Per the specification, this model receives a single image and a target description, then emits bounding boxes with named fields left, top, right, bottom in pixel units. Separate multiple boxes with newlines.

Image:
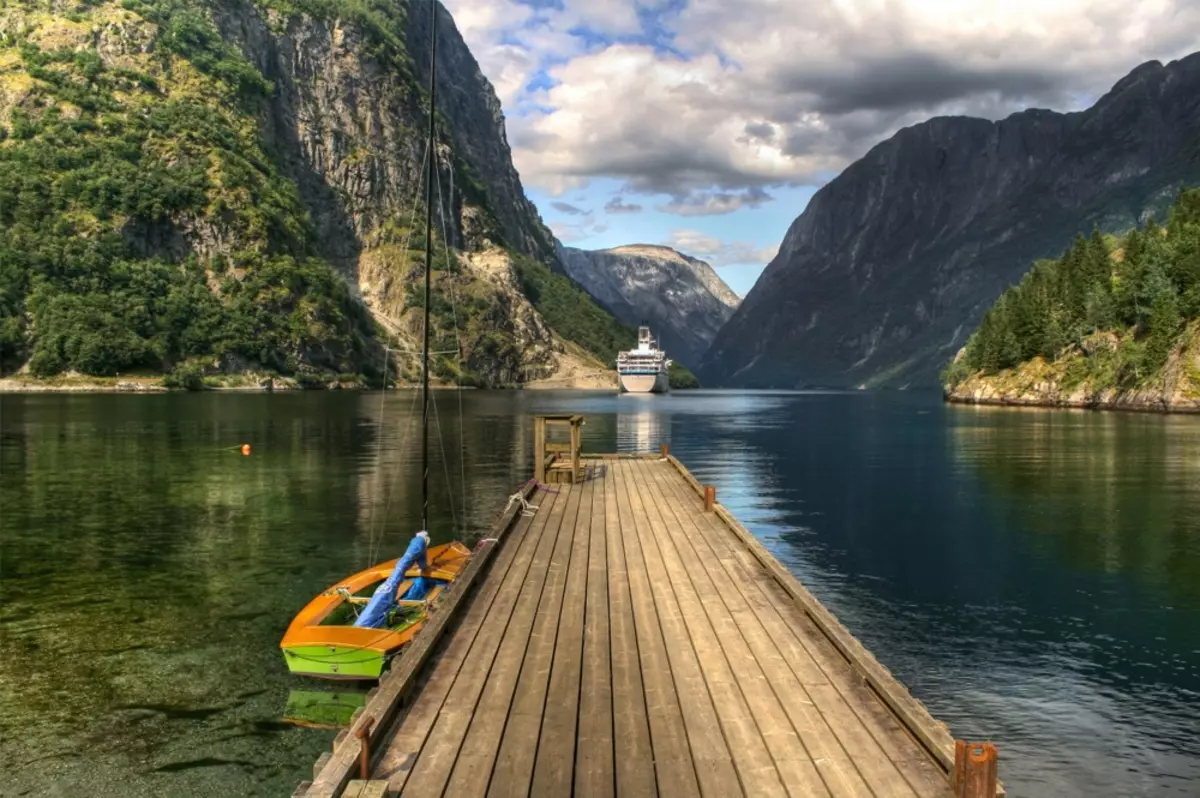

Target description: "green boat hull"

left=283, top=689, right=369, bottom=729
left=281, top=645, right=388, bottom=680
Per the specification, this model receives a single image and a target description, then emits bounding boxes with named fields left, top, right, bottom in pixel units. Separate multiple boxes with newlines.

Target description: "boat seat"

left=335, top=587, right=371, bottom=606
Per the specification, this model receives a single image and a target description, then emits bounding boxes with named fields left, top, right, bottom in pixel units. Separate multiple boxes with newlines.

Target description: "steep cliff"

left=0, top=0, right=609, bottom=387
left=557, top=244, right=739, bottom=366
left=701, top=53, right=1200, bottom=389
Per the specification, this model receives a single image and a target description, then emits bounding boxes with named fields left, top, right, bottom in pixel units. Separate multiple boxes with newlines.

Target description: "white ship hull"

left=619, top=371, right=670, bottom=394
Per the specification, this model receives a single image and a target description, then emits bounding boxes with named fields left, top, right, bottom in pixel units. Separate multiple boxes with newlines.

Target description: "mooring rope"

left=505, top=491, right=540, bottom=517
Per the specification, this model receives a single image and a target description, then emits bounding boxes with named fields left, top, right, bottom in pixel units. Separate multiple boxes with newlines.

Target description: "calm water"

left=2, top=390, right=1199, bottom=797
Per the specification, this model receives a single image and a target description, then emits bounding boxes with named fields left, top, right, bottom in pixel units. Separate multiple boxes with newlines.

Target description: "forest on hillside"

left=0, top=0, right=639, bottom=388
left=943, top=188, right=1200, bottom=389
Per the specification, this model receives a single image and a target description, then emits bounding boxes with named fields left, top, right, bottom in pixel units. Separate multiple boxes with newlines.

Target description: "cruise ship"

left=617, top=326, right=671, bottom=394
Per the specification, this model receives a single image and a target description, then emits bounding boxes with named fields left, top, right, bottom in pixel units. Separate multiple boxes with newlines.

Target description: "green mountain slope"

left=0, top=0, right=627, bottom=387
left=943, top=188, right=1200, bottom=410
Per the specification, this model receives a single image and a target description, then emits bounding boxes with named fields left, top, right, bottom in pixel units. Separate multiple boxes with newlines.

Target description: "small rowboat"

left=280, top=541, right=471, bottom=680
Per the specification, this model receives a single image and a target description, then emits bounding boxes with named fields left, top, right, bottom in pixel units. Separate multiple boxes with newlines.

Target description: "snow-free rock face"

left=212, top=0, right=576, bottom=384
left=558, top=244, right=740, bottom=366
left=0, top=0, right=608, bottom=385
left=701, top=53, right=1200, bottom=389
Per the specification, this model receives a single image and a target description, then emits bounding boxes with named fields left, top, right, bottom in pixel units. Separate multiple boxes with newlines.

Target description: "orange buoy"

left=241, top=443, right=252, bottom=456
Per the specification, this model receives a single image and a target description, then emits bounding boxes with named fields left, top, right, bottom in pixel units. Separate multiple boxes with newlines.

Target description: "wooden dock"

left=297, top=440, right=1001, bottom=797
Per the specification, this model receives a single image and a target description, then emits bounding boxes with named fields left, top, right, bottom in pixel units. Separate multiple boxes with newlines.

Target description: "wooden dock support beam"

left=703, top=484, right=716, bottom=512
left=356, top=716, right=375, bottom=780
left=660, top=442, right=670, bottom=457
left=955, top=740, right=998, bottom=798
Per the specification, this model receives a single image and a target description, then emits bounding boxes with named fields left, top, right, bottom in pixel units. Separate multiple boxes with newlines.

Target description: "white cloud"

left=664, top=230, right=779, bottom=267
left=446, top=0, right=1200, bottom=206
left=444, top=0, right=539, bottom=106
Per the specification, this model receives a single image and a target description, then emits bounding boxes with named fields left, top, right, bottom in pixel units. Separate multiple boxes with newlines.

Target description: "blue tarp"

left=353, top=533, right=429, bottom=629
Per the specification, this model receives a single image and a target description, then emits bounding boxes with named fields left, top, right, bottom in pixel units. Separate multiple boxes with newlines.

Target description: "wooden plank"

left=575, top=465, right=615, bottom=798
left=609, top=461, right=709, bottom=797
left=398, top=483, right=574, bottom=796
left=626, top=460, right=785, bottom=797
left=342, top=781, right=386, bottom=798
left=633, top=459, right=831, bottom=798
left=369, top=488, right=561, bottom=792
left=663, top=455, right=960, bottom=778
left=642, top=461, right=875, bottom=798
left=439, top=480, right=577, bottom=796
left=306, top=480, right=539, bottom=798
left=654, top=463, right=927, bottom=794
left=486, top=479, right=587, bottom=796
left=604, top=461, right=658, bottom=798
left=531, top=475, right=596, bottom=794
left=656, top=459, right=956, bottom=797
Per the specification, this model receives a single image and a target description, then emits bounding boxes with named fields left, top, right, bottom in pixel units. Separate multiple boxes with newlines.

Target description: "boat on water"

left=617, top=325, right=671, bottom=393
left=280, top=9, right=469, bottom=682
left=279, top=541, right=471, bottom=679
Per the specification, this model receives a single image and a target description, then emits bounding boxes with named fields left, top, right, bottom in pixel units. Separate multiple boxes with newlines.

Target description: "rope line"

left=433, top=145, right=469, bottom=539
left=364, top=137, right=430, bottom=569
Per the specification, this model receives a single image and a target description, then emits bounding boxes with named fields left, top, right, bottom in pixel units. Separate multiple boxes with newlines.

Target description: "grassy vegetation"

left=0, top=0, right=379, bottom=378
left=511, top=253, right=636, bottom=364
left=668, top=361, right=700, bottom=389
left=943, top=187, right=1200, bottom=389
left=0, top=0, right=637, bottom=388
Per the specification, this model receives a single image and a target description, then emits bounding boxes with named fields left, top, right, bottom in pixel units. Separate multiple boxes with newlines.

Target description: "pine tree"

left=1142, top=262, right=1181, bottom=372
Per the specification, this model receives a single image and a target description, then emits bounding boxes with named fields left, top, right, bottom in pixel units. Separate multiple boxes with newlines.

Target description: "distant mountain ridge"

left=557, top=243, right=740, bottom=366
left=701, top=52, right=1200, bottom=388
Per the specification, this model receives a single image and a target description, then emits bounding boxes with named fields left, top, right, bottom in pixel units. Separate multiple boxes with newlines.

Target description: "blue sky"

left=443, top=0, right=1199, bottom=298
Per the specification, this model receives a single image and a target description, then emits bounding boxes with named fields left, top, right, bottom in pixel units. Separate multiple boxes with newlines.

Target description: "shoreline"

left=0, top=376, right=623, bottom=394
left=944, top=389, right=1200, bottom=414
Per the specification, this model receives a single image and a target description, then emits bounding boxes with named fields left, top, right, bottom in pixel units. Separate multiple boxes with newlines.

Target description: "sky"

left=441, top=0, right=1200, bottom=297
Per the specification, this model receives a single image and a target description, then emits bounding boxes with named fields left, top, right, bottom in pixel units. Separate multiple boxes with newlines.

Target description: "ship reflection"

left=616, top=405, right=664, bottom=453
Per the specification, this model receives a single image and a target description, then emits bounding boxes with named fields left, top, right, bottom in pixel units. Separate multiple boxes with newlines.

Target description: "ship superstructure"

left=616, top=326, right=671, bottom=393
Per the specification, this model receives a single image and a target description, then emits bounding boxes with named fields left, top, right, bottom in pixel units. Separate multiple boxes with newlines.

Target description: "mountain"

left=557, top=244, right=740, bottom=366
left=701, top=53, right=1200, bottom=389
left=0, top=0, right=628, bottom=387
left=943, top=188, right=1200, bottom=412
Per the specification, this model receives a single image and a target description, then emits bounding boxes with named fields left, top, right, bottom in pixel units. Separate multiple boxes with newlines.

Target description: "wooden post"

left=955, top=740, right=998, bottom=798
left=570, top=419, right=581, bottom=482
left=703, top=485, right=716, bottom=512
left=533, top=417, right=546, bottom=483
left=356, top=715, right=375, bottom=781
left=660, top=443, right=669, bottom=458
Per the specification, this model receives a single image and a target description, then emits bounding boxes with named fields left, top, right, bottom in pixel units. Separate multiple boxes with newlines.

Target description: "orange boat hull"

left=280, top=542, right=471, bottom=679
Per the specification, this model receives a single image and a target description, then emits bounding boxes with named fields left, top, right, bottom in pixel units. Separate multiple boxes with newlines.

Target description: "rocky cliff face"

left=701, top=53, right=1200, bottom=388
left=216, top=0, right=578, bottom=383
left=0, top=0, right=600, bottom=386
left=557, top=244, right=740, bottom=366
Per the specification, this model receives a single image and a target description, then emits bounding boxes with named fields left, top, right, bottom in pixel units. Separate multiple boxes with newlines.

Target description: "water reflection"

left=2, top=391, right=1199, bottom=796
left=950, top=405, right=1200, bottom=611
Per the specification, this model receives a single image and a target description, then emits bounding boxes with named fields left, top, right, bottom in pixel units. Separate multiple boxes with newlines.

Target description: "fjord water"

left=2, top=391, right=1198, bottom=797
